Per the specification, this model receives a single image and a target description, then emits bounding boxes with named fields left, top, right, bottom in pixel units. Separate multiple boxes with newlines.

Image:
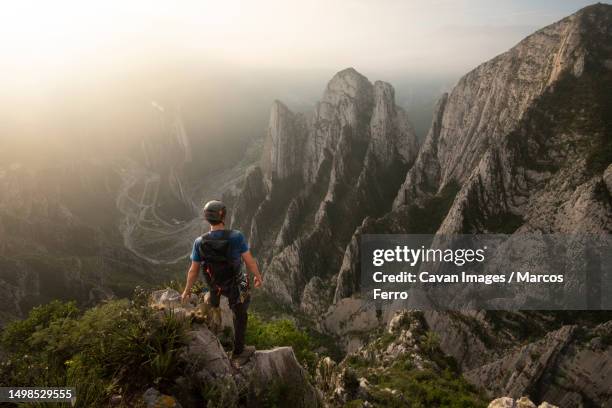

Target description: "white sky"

left=0, top=0, right=604, bottom=88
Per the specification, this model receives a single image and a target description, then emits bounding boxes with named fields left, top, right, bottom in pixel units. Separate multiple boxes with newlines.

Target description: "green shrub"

left=1, top=300, right=79, bottom=354
left=421, top=331, right=440, bottom=355
left=201, top=376, right=240, bottom=408
left=245, top=314, right=316, bottom=371
left=368, top=363, right=487, bottom=408
left=0, top=298, right=189, bottom=407
left=260, top=380, right=292, bottom=408
left=343, top=400, right=365, bottom=408
left=65, top=356, right=115, bottom=408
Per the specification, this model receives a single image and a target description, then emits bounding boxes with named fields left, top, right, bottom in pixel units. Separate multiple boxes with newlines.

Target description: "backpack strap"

left=221, top=229, right=232, bottom=257
left=198, top=230, right=233, bottom=260
left=201, top=230, right=217, bottom=241
left=197, top=233, right=208, bottom=261
left=202, top=230, right=232, bottom=240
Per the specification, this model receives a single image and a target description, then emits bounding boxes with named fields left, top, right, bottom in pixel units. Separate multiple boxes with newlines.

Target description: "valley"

left=114, top=156, right=248, bottom=264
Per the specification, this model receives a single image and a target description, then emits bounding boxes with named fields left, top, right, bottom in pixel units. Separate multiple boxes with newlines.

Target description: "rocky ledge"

left=144, top=289, right=321, bottom=408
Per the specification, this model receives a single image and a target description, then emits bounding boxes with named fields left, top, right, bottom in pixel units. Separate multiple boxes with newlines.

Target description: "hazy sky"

left=0, top=0, right=604, bottom=89
left=0, top=1, right=608, bottom=163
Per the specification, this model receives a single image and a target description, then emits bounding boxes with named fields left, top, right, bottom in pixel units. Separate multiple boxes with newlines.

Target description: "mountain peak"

left=324, top=67, right=373, bottom=103
left=270, top=99, right=292, bottom=116
left=329, top=67, right=369, bottom=85
left=334, top=67, right=366, bottom=78
left=577, top=2, right=612, bottom=14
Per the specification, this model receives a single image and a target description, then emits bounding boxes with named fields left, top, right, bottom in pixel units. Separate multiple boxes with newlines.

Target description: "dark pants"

left=209, top=285, right=250, bottom=354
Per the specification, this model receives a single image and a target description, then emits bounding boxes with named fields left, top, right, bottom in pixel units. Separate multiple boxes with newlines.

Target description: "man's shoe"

left=231, top=345, right=255, bottom=366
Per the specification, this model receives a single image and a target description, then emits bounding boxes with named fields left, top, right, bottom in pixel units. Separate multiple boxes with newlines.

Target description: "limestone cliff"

left=393, top=3, right=611, bottom=235
left=232, top=68, right=419, bottom=313
left=333, top=3, right=612, bottom=304
left=324, top=5, right=612, bottom=407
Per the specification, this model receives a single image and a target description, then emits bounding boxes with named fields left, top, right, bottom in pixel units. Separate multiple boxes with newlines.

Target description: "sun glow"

left=0, top=1, right=241, bottom=83
left=0, top=0, right=594, bottom=89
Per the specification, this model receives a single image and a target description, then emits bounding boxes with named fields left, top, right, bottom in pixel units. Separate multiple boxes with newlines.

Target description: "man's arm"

left=181, top=261, right=200, bottom=303
left=242, top=251, right=263, bottom=288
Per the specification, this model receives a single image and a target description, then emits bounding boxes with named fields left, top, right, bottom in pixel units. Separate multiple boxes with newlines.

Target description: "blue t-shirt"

left=191, top=230, right=249, bottom=263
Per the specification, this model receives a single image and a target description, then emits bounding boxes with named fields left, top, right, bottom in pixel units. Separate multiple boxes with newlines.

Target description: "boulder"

left=150, top=288, right=182, bottom=308
left=537, top=403, right=559, bottom=408
left=516, top=397, right=537, bottom=408
left=142, top=388, right=182, bottom=408
left=488, top=397, right=557, bottom=408
left=243, top=347, right=320, bottom=407
left=488, top=397, right=515, bottom=408
left=149, top=288, right=198, bottom=320
left=181, top=326, right=234, bottom=381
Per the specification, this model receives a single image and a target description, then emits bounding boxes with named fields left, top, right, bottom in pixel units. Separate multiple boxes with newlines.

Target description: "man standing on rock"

left=181, top=200, right=263, bottom=364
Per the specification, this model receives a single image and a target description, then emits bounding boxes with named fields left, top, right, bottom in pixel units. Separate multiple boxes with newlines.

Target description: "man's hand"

left=242, top=251, right=263, bottom=289
left=182, top=261, right=200, bottom=304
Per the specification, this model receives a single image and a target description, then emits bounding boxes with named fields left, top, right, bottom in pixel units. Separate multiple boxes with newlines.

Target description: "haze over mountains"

left=0, top=59, right=454, bottom=323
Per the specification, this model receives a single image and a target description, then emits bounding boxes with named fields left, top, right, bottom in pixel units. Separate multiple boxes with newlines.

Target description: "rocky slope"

left=333, top=4, right=612, bottom=406
left=465, top=321, right=612, bottom=406
left=0, top=160, right=164, bottom=324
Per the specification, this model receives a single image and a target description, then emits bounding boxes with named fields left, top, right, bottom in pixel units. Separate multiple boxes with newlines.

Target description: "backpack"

left=198, top=230, right=240, bottom=289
